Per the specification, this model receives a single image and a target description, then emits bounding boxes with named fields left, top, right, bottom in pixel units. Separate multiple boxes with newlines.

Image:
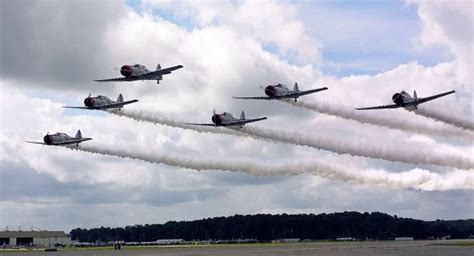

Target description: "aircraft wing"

left=63, top=100, right=138, bottom=110
left=414, top=90, right=455, bottom=105
left=94, top=77, right=136, bottom=82
left=233, top=87, right=328, bottom=100
left=232, top=96, right=272, bottom=100
left=277, top=87, right=328, bottom=98
left=63, top=106, right=89, bottom=109
left=355, top=104, right=400, bottom=110
left=96, top=99, right=139, bottom=110
left=222, top=117, right=267, bottom=126
left=26, top=141, right=46, bottom=145
left=138, top=65, right=184, bottom=80
left=184, top=122, right=216, bottom=127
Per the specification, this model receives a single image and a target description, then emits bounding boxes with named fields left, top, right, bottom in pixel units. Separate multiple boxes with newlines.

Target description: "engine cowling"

left=211, top=114, right=222, bottom=125
left=264, top=85, right=277, bottom=97
left=43, top=134, right=53, bottom=145
left=120, top=65, right=133, bottom=77
left=392, top=93, right=403, bottom=105
left=84, top=97, right=95, bottom=108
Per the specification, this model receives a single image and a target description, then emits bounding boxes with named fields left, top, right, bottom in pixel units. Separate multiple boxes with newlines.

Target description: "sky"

left=0, top=0, right=473, bottom=232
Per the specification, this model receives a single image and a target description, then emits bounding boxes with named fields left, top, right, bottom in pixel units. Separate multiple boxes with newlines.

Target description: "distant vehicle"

left=94, top=63, right=183, bottom=84
left=63, top=93, right=138, bottom=110
left=233, top=82, right=328, bottom=102
left=185, top=110, right=267, bottom=128
left=26, top=130, right=92, bottom=146
left=355, top=90, right=455, bottom=111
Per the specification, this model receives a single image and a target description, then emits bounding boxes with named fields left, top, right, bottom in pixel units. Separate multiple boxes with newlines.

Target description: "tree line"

left=70, top=211, right=474, bottom=242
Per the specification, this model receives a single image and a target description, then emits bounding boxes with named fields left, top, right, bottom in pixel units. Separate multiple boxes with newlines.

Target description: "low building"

left=272, top=238, right=300, bottom=243
left=0, top=231, right=71, bottom=247
left=395, top=237, right=414, bottom=241
left=335, top=237, right=356, bottom=241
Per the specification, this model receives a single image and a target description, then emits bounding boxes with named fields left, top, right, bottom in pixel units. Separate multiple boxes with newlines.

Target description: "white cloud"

left=0, top=0, right=473, bottom=231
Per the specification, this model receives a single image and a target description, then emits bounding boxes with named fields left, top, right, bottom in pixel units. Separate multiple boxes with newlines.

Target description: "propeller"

left=212, top=109, right=217, bottom=126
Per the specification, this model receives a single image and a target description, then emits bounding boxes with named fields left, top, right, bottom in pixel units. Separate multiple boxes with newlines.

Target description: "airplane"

left=63, top=93, right=138, bottom=110
left=26, top=130, right=92, bottom=146
left=94, top=63, right=183, bottom=84
left=355, top=90, right=455, bottom=111
left=185, top=110, right=267, bottom=128
left=233, top=82, right=328, bottom=102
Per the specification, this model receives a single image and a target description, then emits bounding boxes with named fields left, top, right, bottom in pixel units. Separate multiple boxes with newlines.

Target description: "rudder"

left=75, top=130, right=82, bottom=139
left=117, top=94, right=123, bottom=103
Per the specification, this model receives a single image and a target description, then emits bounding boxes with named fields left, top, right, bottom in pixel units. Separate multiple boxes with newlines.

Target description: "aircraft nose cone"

left=84, top=97, right=94, bottom=108
left=392, top=93, right=403, bottom=105
left=264, top=86, right=276, bottom=97
left=43, top=135, right=52, bottom=145
left=120, top=65, right=132, bottom=77
left=211, top=114, right=222, bottom=125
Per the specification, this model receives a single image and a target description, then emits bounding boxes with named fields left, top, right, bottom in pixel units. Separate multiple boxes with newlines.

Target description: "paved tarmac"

left=1, top=240, right=473, bottom=256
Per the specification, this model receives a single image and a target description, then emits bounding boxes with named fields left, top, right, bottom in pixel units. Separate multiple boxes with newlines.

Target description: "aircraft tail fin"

left=75, top=130, right=82, bottom=139
left=294, top=82, right=299, bottom=92
left=117, top=94, right=123, bottom=103
left=156, top=64, right=161, bottom=71
left=413, top=90, right=417, bottom=100
left=240, top=111, right=245, bottom=120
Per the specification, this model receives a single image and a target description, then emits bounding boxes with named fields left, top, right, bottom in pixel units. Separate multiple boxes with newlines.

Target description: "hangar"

left=0, top=231, right=71, bottom=247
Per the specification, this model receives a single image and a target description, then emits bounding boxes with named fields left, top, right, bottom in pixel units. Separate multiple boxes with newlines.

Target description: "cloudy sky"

left=0, top=0, right=473, bottom=232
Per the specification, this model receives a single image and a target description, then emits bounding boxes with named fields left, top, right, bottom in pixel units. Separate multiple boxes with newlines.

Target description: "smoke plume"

left=109, top=109, right=474, bottom=169
left=286, top=100, right=473, bottom=139
left=67, top=142, right=474, bottom=191
left=414, top=106, right=474, bottom=131
left=237, top=126, right=474, bottom=170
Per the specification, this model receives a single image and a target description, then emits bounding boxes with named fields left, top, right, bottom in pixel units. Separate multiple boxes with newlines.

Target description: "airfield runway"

left=2, top=240, right=473, bottom=256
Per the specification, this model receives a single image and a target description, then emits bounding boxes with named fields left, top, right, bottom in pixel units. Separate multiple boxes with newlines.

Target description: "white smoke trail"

left=67, top=142, right=474, bottom=191
left=286, top=100, right=473, bottom=139
left=109, top=109, right=474, bottom=170
left=107, top=109, right=243, bottom=137
left=414, top=106, right=474, bottom=131
left=237, top=126, right=474, bottom=170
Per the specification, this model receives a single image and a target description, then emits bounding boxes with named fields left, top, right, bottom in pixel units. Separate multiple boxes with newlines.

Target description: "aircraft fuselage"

left=84, top=95, right=116, bottom=109
left=264, top=84, right=292, bottom=98
left=43, top=133, right=75, bottom=145
left=211, top=112, right=237, bottom=126
left=392, top=91, right=417, bottom=110
left=120, top=64, right=150, bottom=78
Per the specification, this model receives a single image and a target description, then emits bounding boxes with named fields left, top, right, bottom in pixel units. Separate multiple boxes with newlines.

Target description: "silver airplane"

left=63, top=93, right=138, bottom=110
left=233, top=82, right=328, bottom=102
left=94, top=63, right=183, bottom=84
left=26, top=130, right=92, bottom=146
left=355, top=90, right=455, bottom=111
left=185, top=110, right=267, bottom=128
